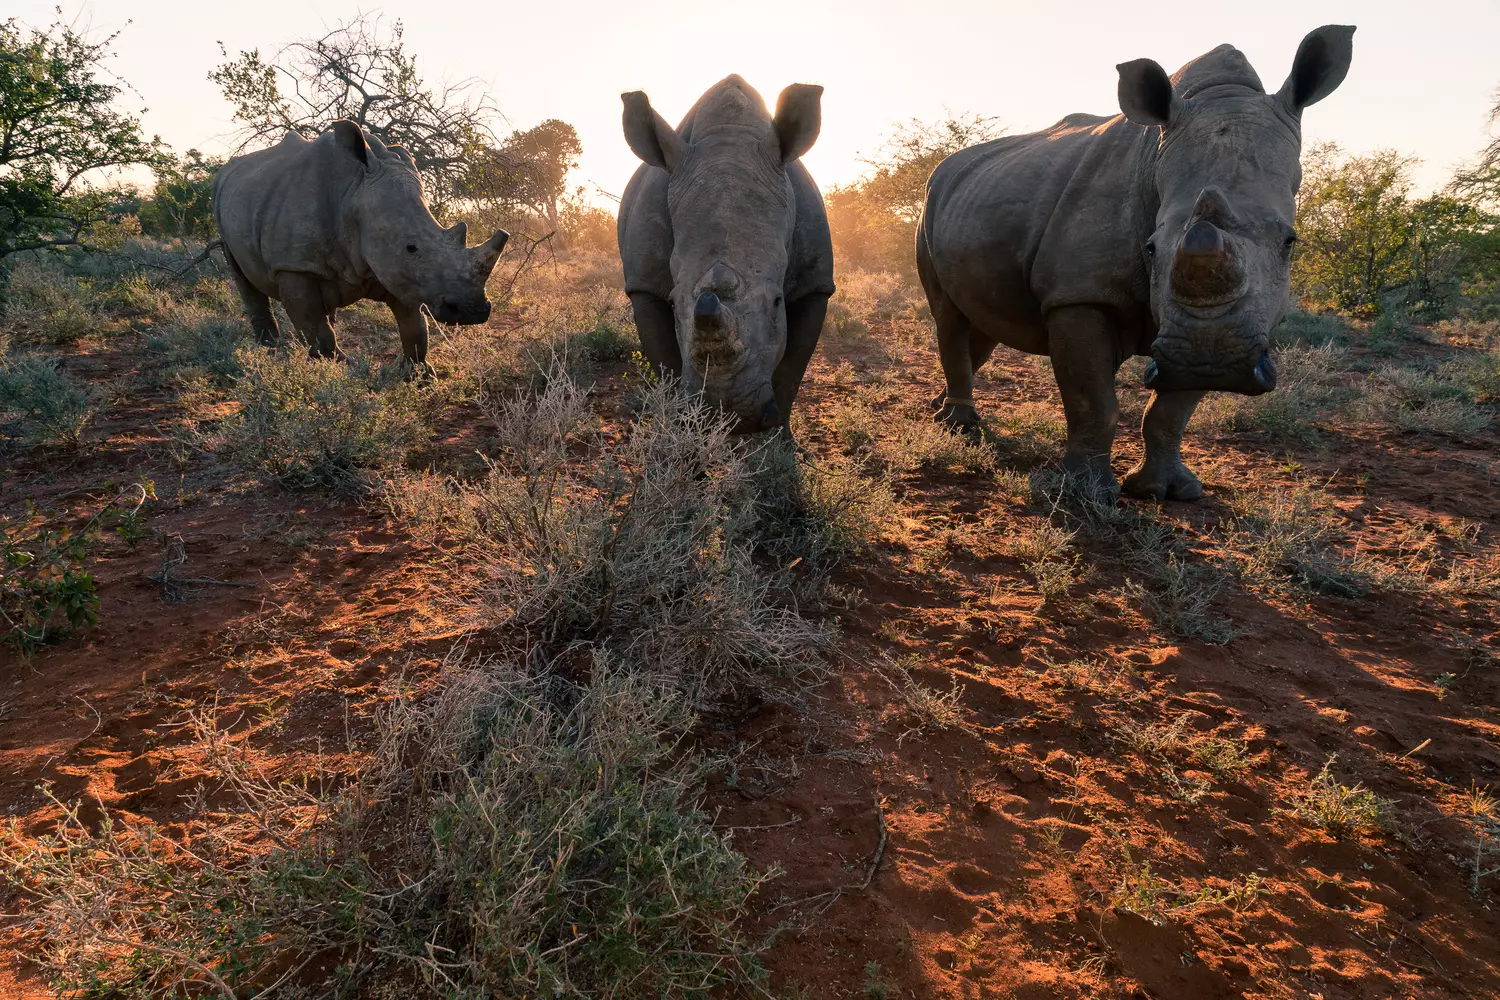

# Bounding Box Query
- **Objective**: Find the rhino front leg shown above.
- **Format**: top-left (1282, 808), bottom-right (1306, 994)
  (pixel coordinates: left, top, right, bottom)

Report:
top-left (276, 272), bottom-right (340, 360)
top-left (629, 292), bottom-right (682, 379)
top-left (389, 300), bottom-right (430, 367)
top-left (1123, 390), bottom-right (1206, 500)
top-left (1047, 305), bottom-right (1122, 500)
top-left (770, 292), bottom-right (828, 433)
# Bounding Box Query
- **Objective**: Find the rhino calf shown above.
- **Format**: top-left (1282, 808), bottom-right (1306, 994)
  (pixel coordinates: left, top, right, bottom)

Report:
top-left (617, 76), bottom-right (835, 434)
top-left (213, 121), bottom-right (508, 367)
top-left (919, 26), bottom-right (1355, 500)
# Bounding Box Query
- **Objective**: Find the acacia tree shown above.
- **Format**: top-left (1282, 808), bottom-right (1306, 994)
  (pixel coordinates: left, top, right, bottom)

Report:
top-left (459, 119), bottom-right (583, 246)
top-left (0, 15), bottom-right (167, 262)
top-left (210, 15), bottom-right (496, 215)
top-left (138, 149), bottom-right (221, 242)
top-left (1292, 143), bottom-right (1418, 313)
top-left (826, 113), bottom-right (1003, 272)
top-left (1293, 143), bottom-right (1497, 315)
top-left (1453, 88), bottom-right (1500, 206)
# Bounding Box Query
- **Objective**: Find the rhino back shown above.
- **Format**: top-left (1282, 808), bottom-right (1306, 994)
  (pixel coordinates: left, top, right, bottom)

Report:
top-left (213, 133), bottom-right (364, 297)
top-left (617, 158), bottom-right (833, 303)
top-left (923, 113), bottom-right (1158, 351)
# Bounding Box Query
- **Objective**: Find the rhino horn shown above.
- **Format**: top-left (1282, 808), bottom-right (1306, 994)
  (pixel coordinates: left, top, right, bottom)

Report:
top-left (1189, 187), bottom-right (1237, 228)
top-left (447, 221), bottom-right (468, 247)
top-left (472, 229), bottom-right (509, 277)
top-left (1171, 189), bottom-right (1246, 305)
top-left (694, 291), bottom-right (726, 335)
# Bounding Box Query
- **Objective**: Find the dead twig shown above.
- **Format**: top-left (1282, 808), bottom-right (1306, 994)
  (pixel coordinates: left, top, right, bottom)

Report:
top-left (167, 239), bottom-right (224, 280)
top-left (723, 815), bottom-right (802, 833)
top-left (858, 794), bottom-right (888, 891)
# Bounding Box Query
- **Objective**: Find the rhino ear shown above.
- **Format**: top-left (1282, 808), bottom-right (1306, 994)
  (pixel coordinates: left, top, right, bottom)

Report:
top-left (771, 84), bottom-right (823, 164)
top-left (1117, 59), bottom-right (1176, 127)
top-left (622, 91), bottom-right (685, 172)
top-left (330, 120), bottom-right (370, 167)
top-left (1277, 24), bottom-right (1356, 113)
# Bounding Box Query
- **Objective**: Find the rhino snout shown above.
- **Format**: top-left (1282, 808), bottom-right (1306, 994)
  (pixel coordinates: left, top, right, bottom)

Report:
top-left (1143, 347), bottom-right (1276, 396)
top-left (434, 297), bottom-right (491, 325)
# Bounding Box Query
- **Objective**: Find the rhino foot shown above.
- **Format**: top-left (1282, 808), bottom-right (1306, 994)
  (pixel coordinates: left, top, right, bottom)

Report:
top-left (934, 402), bottom-right (982, 442)
top-left (404, 359), bottom-right (438, 385)
top-left (1122, 462), bottom-right (1203, 501)
top-left (1059, 454), bottom-right (1121, 506)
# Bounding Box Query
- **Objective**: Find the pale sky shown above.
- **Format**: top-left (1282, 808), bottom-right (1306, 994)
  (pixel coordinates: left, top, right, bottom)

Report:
top-left (14, 1), bottom-right (1500, 199)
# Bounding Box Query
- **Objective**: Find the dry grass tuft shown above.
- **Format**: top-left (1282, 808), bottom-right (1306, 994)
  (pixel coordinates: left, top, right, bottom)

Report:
top-left (1290, 757), bottom-right (1393, 837)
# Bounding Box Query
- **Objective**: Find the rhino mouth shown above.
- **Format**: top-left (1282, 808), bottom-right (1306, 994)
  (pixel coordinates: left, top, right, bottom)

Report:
top-left (1144, 348), bottom-right (1276, 396)
top-left (432, 297), bottom-right (492, 325)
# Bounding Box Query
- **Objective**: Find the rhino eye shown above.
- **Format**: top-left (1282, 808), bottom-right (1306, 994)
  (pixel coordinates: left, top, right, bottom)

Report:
top-left (1145, 241), bottom-right (1157, 257)
top-left (774, 295), bottom-right (783, 308)
top-left (405, 243), bottom-right (419, 254)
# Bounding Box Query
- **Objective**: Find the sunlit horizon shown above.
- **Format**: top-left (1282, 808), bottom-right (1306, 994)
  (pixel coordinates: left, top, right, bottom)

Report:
top-left (11, 0), bottom-right (1499, 203)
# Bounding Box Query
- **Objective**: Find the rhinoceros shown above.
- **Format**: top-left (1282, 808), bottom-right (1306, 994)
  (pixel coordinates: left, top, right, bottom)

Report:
top-left (918, 26), bottom-right (1355, 499)
top-left (213, 120), bottom-right (508, 366)
top-left (617, 76), bottom-right (835, 433)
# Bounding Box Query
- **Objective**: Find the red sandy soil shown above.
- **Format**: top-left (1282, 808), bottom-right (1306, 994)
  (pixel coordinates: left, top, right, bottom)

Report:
top-left (2, 319), bottom-right (1498, 999)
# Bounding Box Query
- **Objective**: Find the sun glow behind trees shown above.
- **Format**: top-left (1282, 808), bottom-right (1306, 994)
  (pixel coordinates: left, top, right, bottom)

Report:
top-left (2, 0), bottom-right (1498, 207)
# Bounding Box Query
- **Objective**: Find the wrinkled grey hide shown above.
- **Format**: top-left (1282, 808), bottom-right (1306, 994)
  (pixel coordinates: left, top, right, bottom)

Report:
top-left (918, 26), bottom-right (1354, 499)
top-left (213, 120), bottom-right (508, 365)
top-left (617, 75), bottom-right (835, 433)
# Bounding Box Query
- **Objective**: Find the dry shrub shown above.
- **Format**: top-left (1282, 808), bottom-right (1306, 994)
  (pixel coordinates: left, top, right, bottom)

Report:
top-left (0, 345), bottom-right (96, 448)
top-left (4, 362), bottom-right (864, 998)
top-left (1220, 480), bottom-right (1368, 597)
top-left (144, 295), bottom-right (255, 385)
top-left (458, 372), bottom-right (835, 695)
top-left (824, 269), bottom-right (932, 349)
top-left (1119, 520), bottom-right (1235, 645)
top-left (220, 348), bottom-right (430, 492)
top-left (1, 260), bottom-right (100, 343)
top-left (0, 654), bottom-right (773, 999)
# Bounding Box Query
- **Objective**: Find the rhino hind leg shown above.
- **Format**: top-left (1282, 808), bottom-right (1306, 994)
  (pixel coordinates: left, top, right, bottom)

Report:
top-left (276, 272), bottom-right (341, 360)
top-left (1123, 390), bottom-right (1207, 501)
top-left (1047, 305), bottom-right (1123, 502)
top-left (925, 290), bottom-right (986, 438)
top-left (225, 249), bottom-right (279, 347)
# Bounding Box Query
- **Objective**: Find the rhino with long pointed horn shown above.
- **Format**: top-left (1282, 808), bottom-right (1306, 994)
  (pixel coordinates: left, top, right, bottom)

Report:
top-left (918, 26), bottom-right (1354, 500)
top-left (213, 120), bottom-right (508, 365)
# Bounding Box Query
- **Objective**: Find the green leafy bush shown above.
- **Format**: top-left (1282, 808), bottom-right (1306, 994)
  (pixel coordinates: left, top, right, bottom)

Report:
top-left (1, 512), bottom-right (99, 654)
top-left (0, 348), bottom-right (95, 447)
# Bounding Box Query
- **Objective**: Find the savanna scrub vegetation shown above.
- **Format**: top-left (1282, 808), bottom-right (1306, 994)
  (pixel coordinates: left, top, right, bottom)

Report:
top-left (2, 10), bottom-right (1500, 1000)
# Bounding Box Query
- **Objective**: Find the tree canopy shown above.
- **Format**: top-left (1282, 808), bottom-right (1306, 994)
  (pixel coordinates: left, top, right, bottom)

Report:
top-left (826, 113), bottom-right (1003, 273)
top-left (1292, 143), bottom-right (1498, 315)
top-left (0, 15), bottom-right (167, 260)
top-left (457, 119), bottom-right (583, 241)
top-left (210, 16), bottom-right (496, 214)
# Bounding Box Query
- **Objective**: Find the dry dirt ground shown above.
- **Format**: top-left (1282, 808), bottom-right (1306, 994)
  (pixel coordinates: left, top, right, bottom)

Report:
top-left (2, 292), bottom-right (1499, 999)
